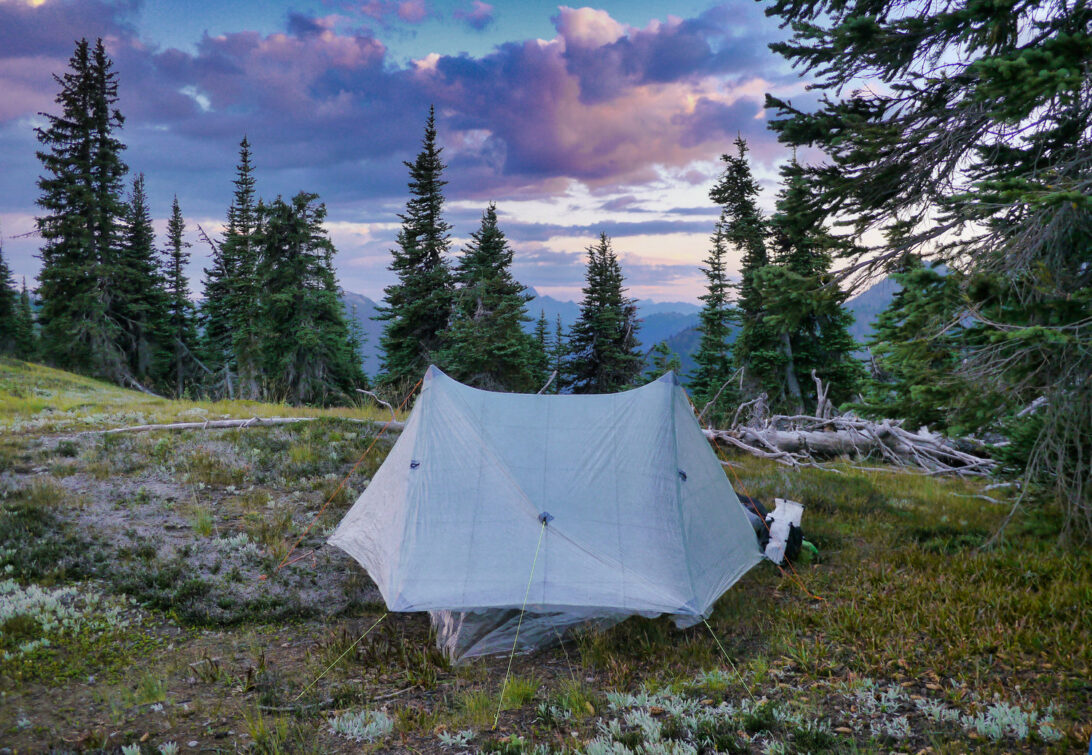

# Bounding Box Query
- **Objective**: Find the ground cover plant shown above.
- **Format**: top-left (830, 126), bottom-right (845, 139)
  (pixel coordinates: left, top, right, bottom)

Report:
top-left (0, 358), bottom-right (1088, 752)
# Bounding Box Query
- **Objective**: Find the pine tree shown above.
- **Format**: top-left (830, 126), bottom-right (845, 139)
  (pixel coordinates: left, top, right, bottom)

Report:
top-left (435, 204), bottom-right (537, 391)
top-left (567, 233), bottom-right (643, 393)
top-left (256, 192), bottom-right (365, 405)
top-left (689, 221), bottom-right (737, 422)
top-left (709, 137), bottom-right (783, 404)
top-left (35, 38), bottom-right (129, 379)
top-left (644, 341), bottom-right (682, 383)
top-left (856, 257), bottom-right (964, 430)
top-left (164, 196), bottom-right (198, 397)
top-left (116, 173), bottom-right (170, 385)
top-left (201, 137), bottom-right (259, 398)
top-left (531, 310), bottom-right (551, 389)
top-left (13, 279), bottom-right (37, 360)
top-left (549, 315), bottom-right (567, 394)
top-left (765, 0), bottom-right (1092, 538)
top-left (0, 243), bottom-right (18, 354)
top-left (224, 137), bottom-right (262, 399)
top-left (378, 106), bottom-right (454, 389)
top-left (760, 159), bottom-right (862, 412)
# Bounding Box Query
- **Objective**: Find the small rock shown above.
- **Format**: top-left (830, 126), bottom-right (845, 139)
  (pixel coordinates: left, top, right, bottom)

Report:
top-left (188, 741), bottom-right (198, 748)
top-left (834, 727), bottom-right (853, 734)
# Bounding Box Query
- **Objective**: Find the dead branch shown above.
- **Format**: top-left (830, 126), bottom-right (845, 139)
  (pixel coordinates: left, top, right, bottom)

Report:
top-left (356, 389), bottom-right (396, 422)
top-left (74, 416), bottom-right (404, 436)
top-left (537, 370), bottom-right (558, 395)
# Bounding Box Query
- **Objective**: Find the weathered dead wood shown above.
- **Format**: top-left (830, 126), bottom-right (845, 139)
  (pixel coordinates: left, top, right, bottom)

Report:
top-left (75, 416), bottom-right (404, 436)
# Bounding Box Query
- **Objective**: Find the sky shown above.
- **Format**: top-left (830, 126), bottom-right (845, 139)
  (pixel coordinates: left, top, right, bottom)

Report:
top-left (0, 0), bottom-right (811, 303)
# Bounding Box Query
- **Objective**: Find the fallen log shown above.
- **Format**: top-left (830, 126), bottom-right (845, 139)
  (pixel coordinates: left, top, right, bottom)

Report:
top-left (704, 417), bottom-right (995, 476)
top-left (76, 416), bottom-right (405, 436)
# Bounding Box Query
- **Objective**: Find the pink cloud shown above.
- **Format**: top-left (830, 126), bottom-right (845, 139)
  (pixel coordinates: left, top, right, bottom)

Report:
top-left (454, 0), bottom-right (493, 30)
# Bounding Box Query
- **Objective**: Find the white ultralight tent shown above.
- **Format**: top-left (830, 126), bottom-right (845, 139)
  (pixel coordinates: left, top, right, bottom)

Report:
top-left (329, 366), bottom-right (763, 661)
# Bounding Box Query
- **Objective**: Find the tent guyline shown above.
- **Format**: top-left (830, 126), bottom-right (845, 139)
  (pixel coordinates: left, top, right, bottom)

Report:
top-left (493, 518), bottom-right (548, 730)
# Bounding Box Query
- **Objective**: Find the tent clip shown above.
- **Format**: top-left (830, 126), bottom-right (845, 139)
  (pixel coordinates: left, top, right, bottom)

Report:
top-left (538, 512), bottom-right (554, 525)
top-left (410, 460), bottom-right (420, 469)
top-left (678, 469), bottom-right (687, 481)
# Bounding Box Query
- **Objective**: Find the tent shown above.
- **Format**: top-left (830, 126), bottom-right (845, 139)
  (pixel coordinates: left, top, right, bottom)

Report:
top-left (329, 366), bottom-right (762, 661)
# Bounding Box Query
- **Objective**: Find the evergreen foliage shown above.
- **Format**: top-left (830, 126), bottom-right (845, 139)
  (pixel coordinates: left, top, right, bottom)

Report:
top-left (200, 137), bottom-right (259, 397)
top-left (116, 173), bottom-right (170, 385)
top-left (13, 279), bottom-right (37, 360)
top-left (857, 258), bottom-right (963, 430)
top-left (548, 315), bottom-right (567, 394)
top-left (378, 106), bottom-right (454, 389)
top-left (760, 159), bottom-right (863, 412)
top-left (164, 196), bottom-right (198, 397)
top-left (34, 38), bottom-right (129, 379)
top-left (223, 137), bottom-right (262, 399)
top-left (256, 192), bottom-right (365, 405)
top-left (566, 233), bottom-right (643, 393)
top-left (689, 222), bottom-right (737, 421)
top-left (435, 204), bottom-right (538, 391)
top-left (644, 341), bottom-right (682, 384)
top-left (531, 310), bottom-right (551, 389)
top-left (0, 244), bottom-right (17, 354)
top-left (764, 0), bottom-right (1092, 537)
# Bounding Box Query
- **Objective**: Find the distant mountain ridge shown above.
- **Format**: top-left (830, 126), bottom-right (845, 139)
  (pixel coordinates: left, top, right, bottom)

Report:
top-left (340, 282), bottom-right (894, 380)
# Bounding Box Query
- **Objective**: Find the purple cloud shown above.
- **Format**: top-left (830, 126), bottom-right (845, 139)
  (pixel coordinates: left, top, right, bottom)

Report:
top-left (454, 0), bottom-right (493, 31)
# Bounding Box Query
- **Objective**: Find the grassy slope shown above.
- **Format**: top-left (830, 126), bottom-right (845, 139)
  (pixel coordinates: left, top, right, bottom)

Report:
top-left (0, 357), bottom-right (393, 434)
top-left (0, 358), bottom-right (1089, 753)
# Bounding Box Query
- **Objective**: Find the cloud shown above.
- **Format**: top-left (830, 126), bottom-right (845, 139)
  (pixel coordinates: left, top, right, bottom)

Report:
top-left (453, 0), bottom-right (493, 31)
top-left (0, 1), bottom-right (800, 301)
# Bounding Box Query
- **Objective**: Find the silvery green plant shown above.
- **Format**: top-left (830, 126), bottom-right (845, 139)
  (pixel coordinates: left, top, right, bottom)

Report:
top-left (438, 729), bottom-right (474, 749)
top-left (328, 709), bottom-right (393, 742)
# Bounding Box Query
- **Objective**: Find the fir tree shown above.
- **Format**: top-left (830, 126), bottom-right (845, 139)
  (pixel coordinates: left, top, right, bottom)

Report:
top-left (531, 310), bottom-right (551, 389)
top-left (765, 0), bottom-right (1092, 538)
top-left (201, 137), bottom-right (259, 397)
top-left (35, 38), bottom-right (129, 379)
top-left (689, 221), bottom-right (737, 422)
top-left (378, 106), bottom-right (454, 389)
top-left (224, 137), bottom-right (261, 399)
top-left (0, 243), bottom-right (18, 354)
top-left (567, 233), bottom-right (643, 393)
top-left (435, 204), bottom-right (537, 391)
top-left (760, 159), bottom-right (862, 412)
top-left (164, 196), bottom-right (198, 397)
top-left (548, 314), bottom-right (567, 394)
top-left (256, 192), bottom-right (365, 405)
top-left (116, 173), bottom-right (169, 385)
top-left (644, 341), bottom-right (682, 383)
top-left (856, 257), bottom-right (963, 430)
top-left (709, 137), bottom-right (783, 404)
top-left (13, 279), bottom-right (37, 360)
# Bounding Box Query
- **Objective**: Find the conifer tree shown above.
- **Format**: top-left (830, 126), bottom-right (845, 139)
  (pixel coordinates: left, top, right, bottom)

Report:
top-left (116, 173), bottom-right (169, 384)
top-left (531, 310), bottom-right (551, 388)
top-left (765, 0), bottom-right (1092, 538)
top-left (567, 233), bottom-right (643, 393)
top-left (689, 222), bottom-right (737, 422)
top-left (435, 204), bottom-right (537, 391)
top-left (224, 137), bottom-right (261, 399)
top-left (35, 38), bottom-right (129, 378)
top-left (548, 315), bottom-right (567, 394)
top-left (13, 279), bottom-right (37, 360)
top-left (709, 137), bottom-right (783, 403)
top-left (201, 137), bottom-right (259, 397)
top-left (857, 257), bottom-right (963, 430)
top-left (760, 159), bottom-right (862, 412)
top-left (644, 341), bottom-right (682, 383)
top-left (0, 243), bottom-right (18, 355)
top-left (378, 107), bottom-right (454, 389)
top-left (165, 196), bottom-right (198, 397)
top-left (256, 192), bottom-right (364, 405)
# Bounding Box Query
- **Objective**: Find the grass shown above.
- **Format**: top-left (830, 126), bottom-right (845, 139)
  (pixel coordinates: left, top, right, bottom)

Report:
top-left (0, 358), bottom-right (1089, 751)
